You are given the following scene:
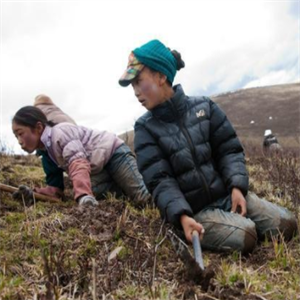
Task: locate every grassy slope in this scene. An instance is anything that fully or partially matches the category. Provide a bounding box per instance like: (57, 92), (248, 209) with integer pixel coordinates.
(211, 83), (300, 137)
(0, 146), (299, 300)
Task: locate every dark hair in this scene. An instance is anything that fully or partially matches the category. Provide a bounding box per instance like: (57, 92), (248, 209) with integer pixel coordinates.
(12, 106), (56, 129)
(170, 49), (185, 71)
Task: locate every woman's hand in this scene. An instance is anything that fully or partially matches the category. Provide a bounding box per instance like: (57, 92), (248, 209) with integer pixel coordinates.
(180, 214), (205, 243)
(231, 187), (247, 216)
(12, 185), (34, 206)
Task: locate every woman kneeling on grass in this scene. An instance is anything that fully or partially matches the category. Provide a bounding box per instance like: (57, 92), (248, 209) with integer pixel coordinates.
(12, 106), (151, 207)
(118, 39), (298, 254)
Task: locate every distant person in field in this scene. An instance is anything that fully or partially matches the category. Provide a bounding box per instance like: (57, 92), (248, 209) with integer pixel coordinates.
(12, 106), (151, 207)
(118, 39), (297, 254)
(263, 129), (282, 156)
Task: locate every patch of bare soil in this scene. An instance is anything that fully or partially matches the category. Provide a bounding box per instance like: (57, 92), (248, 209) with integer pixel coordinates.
(1, 152), (299, 299)
(45, 200), (181, 296)
(49, 200), (276, 299)
(0, 180), (286, 300)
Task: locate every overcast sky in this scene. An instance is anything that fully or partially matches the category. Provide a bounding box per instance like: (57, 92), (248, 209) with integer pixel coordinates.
(1, 0), (299, 154)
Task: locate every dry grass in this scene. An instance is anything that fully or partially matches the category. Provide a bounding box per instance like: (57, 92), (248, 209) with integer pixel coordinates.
(0, 145), (299, 300)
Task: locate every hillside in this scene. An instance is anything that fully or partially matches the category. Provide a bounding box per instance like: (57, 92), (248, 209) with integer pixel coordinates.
(211, 83), (300, 146)
(0, 146), (299, 299)
(119, 83), (300, 149)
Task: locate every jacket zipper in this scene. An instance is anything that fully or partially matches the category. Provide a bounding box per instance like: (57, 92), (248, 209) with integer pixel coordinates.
(169, 101), (212, 203)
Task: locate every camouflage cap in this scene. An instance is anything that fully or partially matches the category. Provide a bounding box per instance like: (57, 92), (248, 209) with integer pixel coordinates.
(119, 52), (144, 87)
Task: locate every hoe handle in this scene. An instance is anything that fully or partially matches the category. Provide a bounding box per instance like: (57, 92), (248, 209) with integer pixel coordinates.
(0, 183), (60, 203)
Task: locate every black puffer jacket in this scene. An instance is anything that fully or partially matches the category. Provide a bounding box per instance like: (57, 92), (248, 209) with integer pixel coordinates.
(134, 85), (248, 228)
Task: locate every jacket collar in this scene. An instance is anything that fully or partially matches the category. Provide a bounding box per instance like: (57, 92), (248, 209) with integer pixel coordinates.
(151, 84), (188, 122)
(40, 125), (52, 148)
(40, 125), (58, 165)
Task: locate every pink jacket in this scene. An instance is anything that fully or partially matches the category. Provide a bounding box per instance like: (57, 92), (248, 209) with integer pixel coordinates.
(40, 124), (123, 200)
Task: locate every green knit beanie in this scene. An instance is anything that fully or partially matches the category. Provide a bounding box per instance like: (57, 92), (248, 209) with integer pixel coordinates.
(133, 39), (178, 84)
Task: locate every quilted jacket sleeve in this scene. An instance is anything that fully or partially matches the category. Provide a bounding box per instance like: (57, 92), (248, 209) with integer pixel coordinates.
(208, 98), (249, 195)
(51, 125), (94, 200)
(134, 120), (193, 228)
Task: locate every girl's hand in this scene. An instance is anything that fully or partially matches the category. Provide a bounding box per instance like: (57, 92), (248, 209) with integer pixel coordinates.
(231, 187), (247, 216)
(180, 214), (205, 243)
(12, 185), (34, 205)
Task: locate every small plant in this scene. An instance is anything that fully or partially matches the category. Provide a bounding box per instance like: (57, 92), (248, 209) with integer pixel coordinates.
(269, 233), (296, 269)
(114, 206), (130, 240)
(216, 259), (242, 286)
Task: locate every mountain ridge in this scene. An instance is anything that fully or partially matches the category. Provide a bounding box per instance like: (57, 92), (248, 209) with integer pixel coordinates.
(119, 82), (300, 148)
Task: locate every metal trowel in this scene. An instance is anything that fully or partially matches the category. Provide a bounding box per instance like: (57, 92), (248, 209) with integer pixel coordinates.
(167, 228), (215, 291)
(192, 230), (205, 270)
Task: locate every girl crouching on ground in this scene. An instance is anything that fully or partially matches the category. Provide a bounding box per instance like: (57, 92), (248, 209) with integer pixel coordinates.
(12, 106), (151, 207)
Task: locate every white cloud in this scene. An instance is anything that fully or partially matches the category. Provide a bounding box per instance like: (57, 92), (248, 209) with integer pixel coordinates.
(244, 68), (299, 89)
(1, 0), (299, 153)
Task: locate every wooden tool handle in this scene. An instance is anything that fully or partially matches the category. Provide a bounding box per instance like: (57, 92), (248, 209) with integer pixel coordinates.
(192, 230), (205, 270)
(0, 183), (60, 203)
